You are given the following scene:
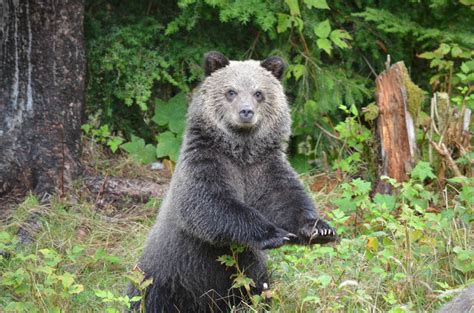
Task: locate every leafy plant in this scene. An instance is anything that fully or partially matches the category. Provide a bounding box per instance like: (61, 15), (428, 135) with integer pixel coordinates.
(85, 0), (474, 173)
(217, 243), (268, 309)
(332, 104), (374, 176)
(82, 124), (124, 153)
(0, 232), (84, 312)
(152, 93), (187, 162)
(121, 135), (157, 164)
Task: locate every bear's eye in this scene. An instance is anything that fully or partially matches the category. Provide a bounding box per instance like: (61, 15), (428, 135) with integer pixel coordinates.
(225, 89), (237, 101)
(254, 91), (264, 102)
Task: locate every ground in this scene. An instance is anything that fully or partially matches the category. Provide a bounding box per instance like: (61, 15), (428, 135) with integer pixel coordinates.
(0, 140), (472, 312)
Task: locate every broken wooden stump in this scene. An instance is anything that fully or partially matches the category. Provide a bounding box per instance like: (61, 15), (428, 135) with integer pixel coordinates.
(373, 61), (423, 194)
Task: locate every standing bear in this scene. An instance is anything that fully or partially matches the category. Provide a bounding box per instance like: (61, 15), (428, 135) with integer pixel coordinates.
(128, 52), (337, 312)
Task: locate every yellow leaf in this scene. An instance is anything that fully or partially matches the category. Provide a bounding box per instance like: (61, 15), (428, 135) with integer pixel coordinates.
(367, 237), (379, 252)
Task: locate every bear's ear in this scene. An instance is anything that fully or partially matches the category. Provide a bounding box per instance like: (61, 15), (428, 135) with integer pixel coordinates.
(204, 51), (230, 76)
(260, 56), (286, 80)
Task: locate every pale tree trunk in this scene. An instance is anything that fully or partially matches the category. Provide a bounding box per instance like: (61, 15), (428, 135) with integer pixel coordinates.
(0, 0), (85, 197)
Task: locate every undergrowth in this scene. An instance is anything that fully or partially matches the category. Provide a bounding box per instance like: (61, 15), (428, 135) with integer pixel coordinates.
(0, 161), (472, 312)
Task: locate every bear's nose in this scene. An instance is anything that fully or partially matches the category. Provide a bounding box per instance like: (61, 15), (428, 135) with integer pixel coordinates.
(239, 109), (254, 122)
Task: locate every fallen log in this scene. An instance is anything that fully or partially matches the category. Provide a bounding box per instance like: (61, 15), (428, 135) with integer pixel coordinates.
(83, 175), (169, 203)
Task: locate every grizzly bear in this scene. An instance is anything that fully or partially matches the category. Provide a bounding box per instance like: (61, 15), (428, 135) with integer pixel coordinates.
(128, 52), (336, 312)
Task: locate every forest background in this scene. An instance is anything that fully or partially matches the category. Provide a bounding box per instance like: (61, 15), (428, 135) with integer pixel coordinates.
(1, 0), (473, 312)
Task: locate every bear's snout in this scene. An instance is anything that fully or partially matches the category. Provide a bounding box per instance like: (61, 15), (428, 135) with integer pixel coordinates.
(239, 108), (254, 123)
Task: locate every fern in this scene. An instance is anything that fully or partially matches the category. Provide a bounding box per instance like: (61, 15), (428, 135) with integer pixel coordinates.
(354, 8), (474, 47)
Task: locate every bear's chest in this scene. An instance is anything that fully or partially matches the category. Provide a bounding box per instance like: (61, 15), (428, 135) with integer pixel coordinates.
(224, 160), (270, 204)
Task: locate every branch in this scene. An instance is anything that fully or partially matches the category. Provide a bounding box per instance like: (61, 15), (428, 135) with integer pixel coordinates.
(429, 140), (463, 177)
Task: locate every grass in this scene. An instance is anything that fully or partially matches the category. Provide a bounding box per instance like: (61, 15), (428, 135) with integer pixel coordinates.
(0, 191), (156, 312)
(0, 156), (472, 312)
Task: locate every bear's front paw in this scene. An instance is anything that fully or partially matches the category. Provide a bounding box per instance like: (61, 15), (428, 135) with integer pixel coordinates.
(298, 219), (337, 245)
(256, 227), (296, 250)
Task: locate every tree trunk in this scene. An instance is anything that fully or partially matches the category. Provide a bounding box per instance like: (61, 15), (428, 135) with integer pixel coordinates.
(374, 61), (417, 194)
(0, 0), (85, 197)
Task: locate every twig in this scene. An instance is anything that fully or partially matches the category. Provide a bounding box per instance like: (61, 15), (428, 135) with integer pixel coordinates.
(245, 31), (260, 59)
(429, 140), (463, 177)
(362, 54), (377, 77)
(314, 121), (341, 141)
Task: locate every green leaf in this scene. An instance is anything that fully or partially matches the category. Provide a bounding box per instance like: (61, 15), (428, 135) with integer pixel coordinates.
(317, 274), (332, 287)
(59, 272), (75, 289)
(304, 0), (329, 9)
(302, 295), (321, 304)
(330, 29), (352, 49)
(410, 161), (436, 182)
(121, 138), (141, 155)
(418, 52), (437, 59)
(451, 46), (463, 57)
(68, 284), (84, 295)
(156, 131), (182, 162)
(152, 93), (188, 136)
(121, 136), (156, 164)
(314, 20), (331, 38)
(350, 104), (358, 117)
(435, 43), (451, 55)
(317, 38), (332, 55)
(232, 275), (255, 290)
(373, 193), (397, 211)
(217, 255), (235, 267)
(294, 16), (305, 32)
(107, 137), (124, 153)
(95, 290), (114, 298)
(460, 60), (474, 74)
(81, 124), (91, 134)
(351, 178), (371, 195)
(277, 13), (292, 33)
(304, 100), (317, 115)
(0, 231), (12, 242)
(292, 64), (306, 80)
(285, 0), (301, 16)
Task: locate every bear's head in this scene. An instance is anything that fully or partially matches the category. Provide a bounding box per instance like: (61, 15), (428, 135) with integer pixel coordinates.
(190, 52), (291, 147)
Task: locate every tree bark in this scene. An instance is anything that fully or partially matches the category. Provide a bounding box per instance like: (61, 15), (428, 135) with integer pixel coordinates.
(374, 61), (416, 194)
(0, 0), (85, 197)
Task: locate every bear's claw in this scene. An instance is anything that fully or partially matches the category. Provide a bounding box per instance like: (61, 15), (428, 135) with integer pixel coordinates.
(308, 219), (337, 244)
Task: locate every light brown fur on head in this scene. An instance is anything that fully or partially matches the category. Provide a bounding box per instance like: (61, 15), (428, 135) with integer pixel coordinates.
(187, 58), (291, 154)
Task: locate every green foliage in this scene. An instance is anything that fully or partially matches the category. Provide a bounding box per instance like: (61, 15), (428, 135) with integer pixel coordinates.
(120, 135), (157, 164)
(0, 231), (139, 312)
(0, 234), (84, 312)
(332, 104), (374, 176)
(85, 0), (473, 171)
(269, 167), (472, 311)
(410, 161), (436, 182)
(1, 158), (473, 311)
(419, 42), (474, 94)
(82, 124), (124, 153)
(217, 243), (271, 309)
(152, 93), (187, 162)
(0, 193), (156, 312)
(218, 243), (255, 293)
(152, 93), (187, 136)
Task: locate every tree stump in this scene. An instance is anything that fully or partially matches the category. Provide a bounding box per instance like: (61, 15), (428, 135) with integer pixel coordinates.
(0, 0), (85, 197)
(374, 61), (418, 194)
